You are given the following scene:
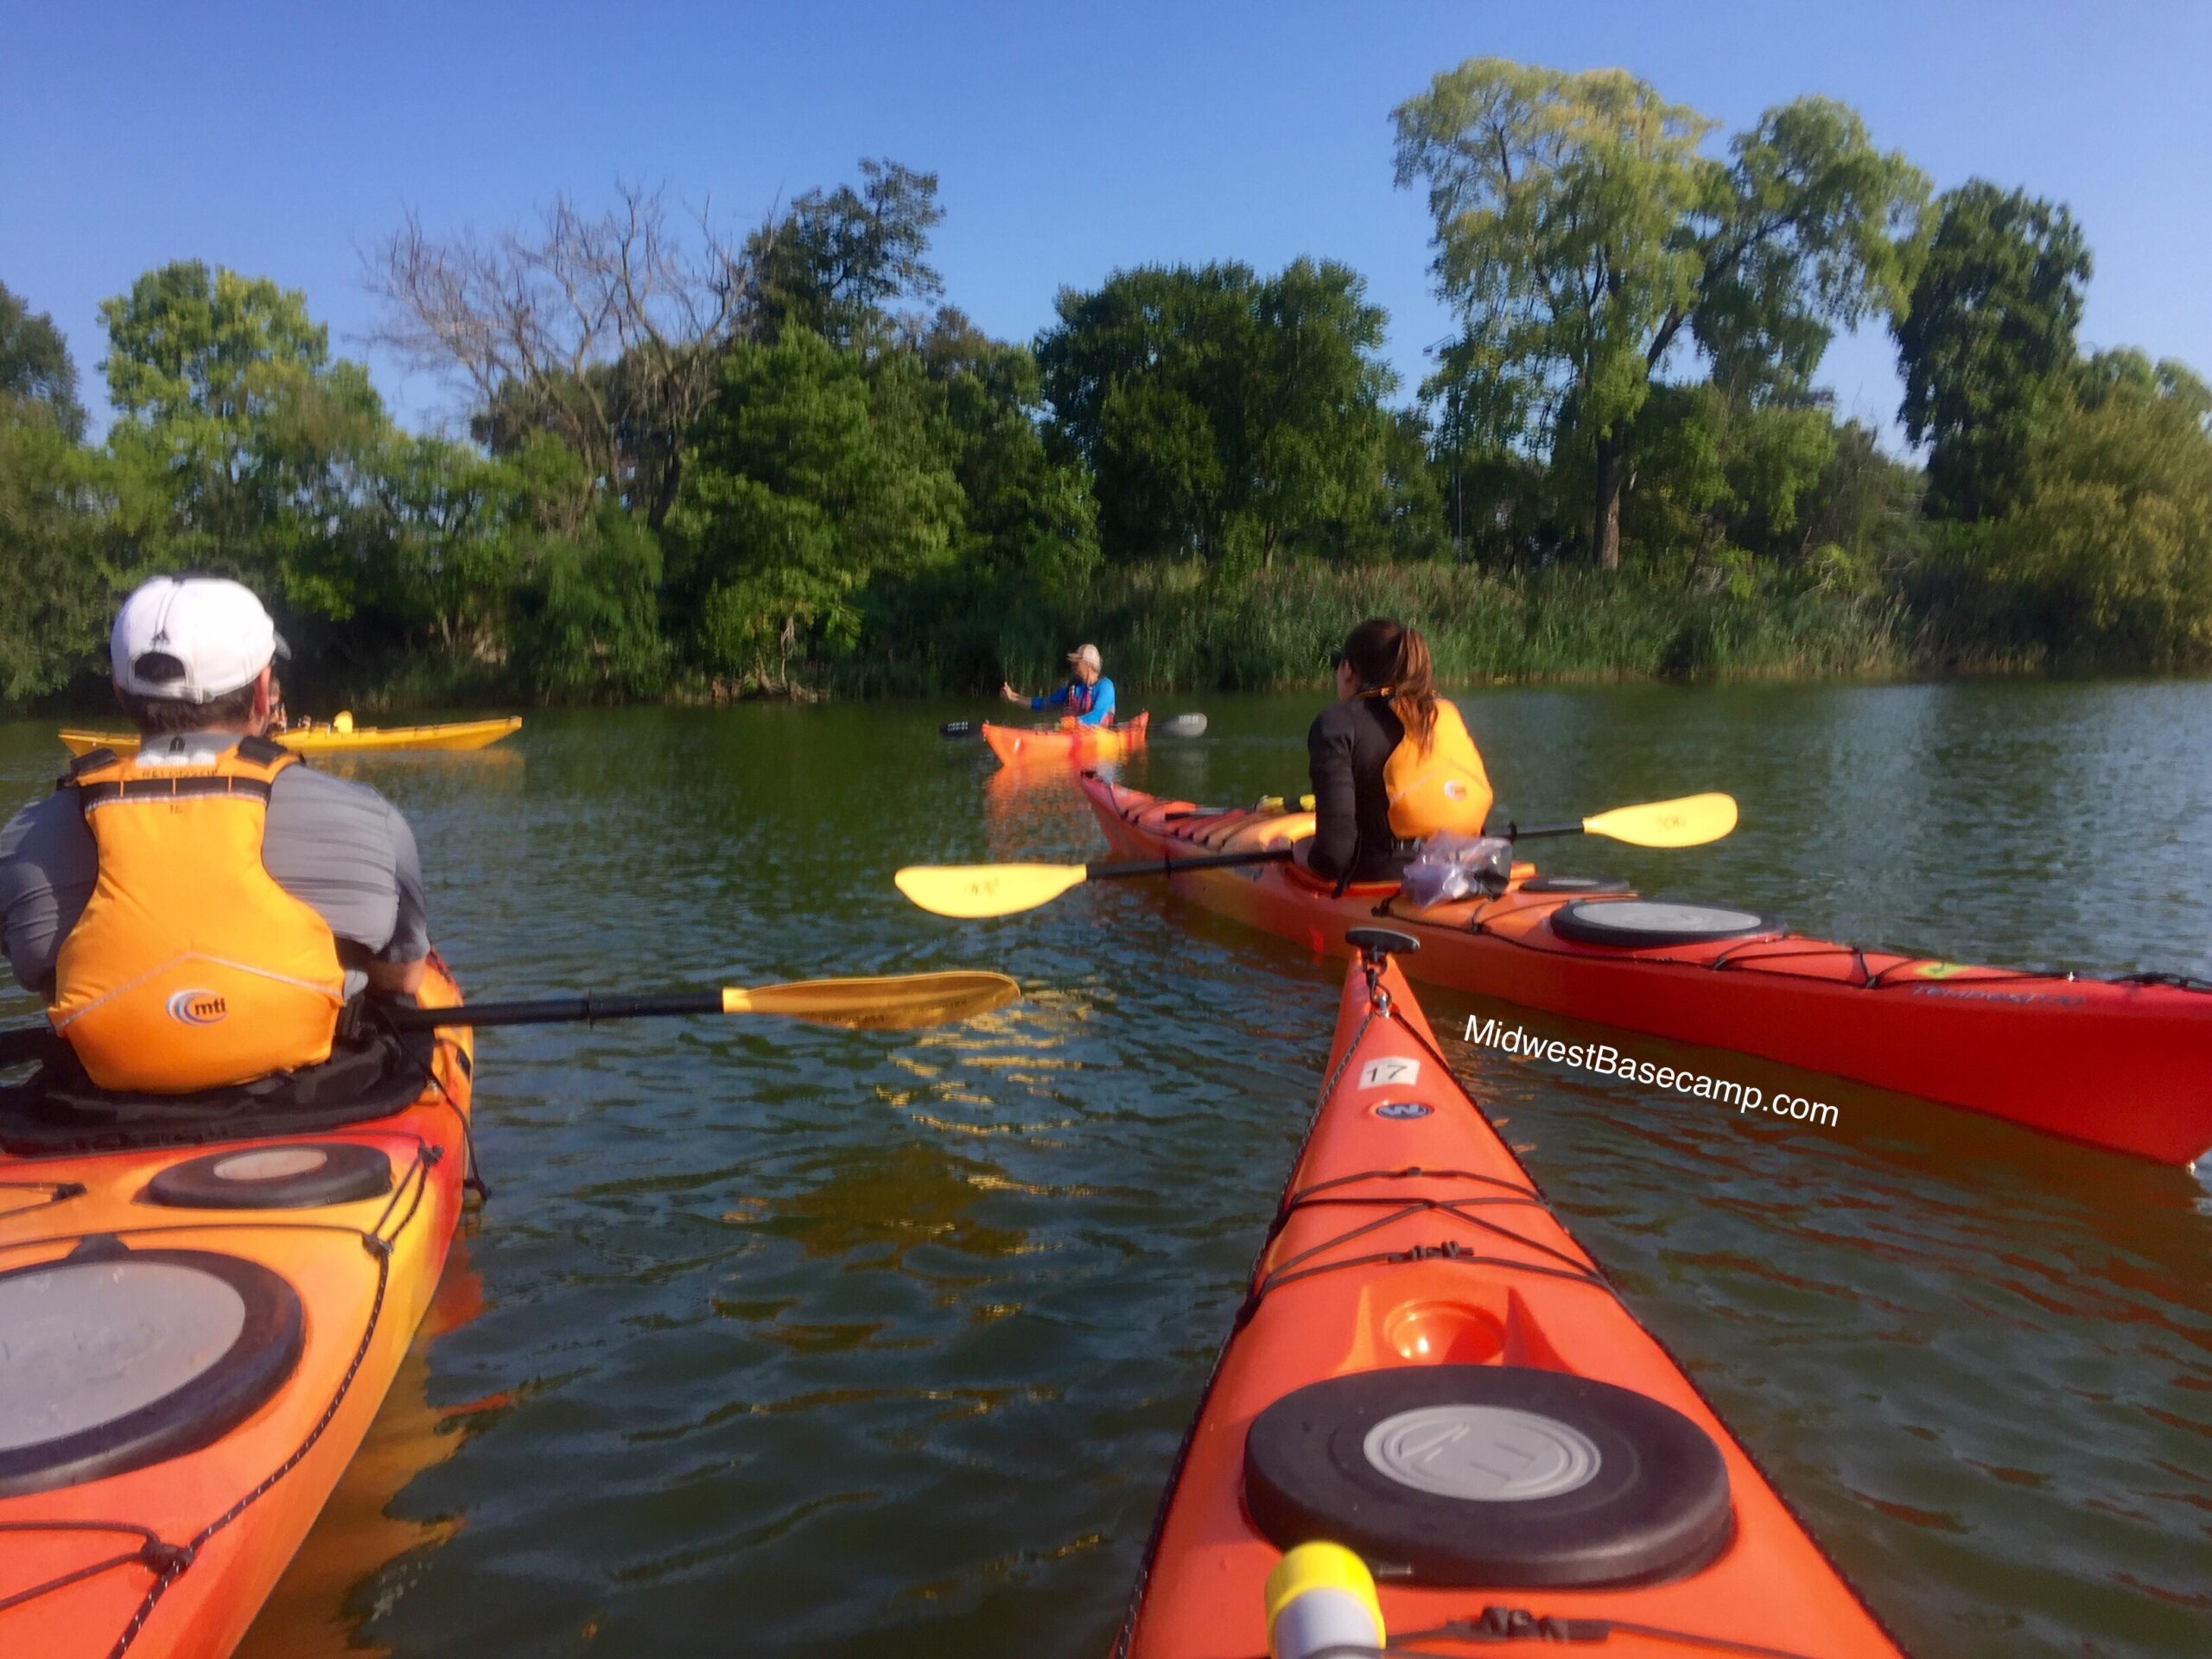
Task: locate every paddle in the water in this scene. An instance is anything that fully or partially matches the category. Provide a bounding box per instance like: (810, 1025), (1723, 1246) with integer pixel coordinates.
(895, 791), (1738, 919)
(0, 969), (1020, 1066)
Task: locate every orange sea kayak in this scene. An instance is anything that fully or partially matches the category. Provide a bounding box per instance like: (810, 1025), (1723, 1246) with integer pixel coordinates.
(1081, 775), (2212, 1166)
(59, 718), (522, 757)
(1116, 930), (1904, 1658)
(0, 962), (474, 1659)
(982, 710), (1147, 766)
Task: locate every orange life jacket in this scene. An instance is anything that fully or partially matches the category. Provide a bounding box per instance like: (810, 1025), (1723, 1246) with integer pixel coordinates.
(48, 737), (346, 1092)
(1382, 697), (1494, 839)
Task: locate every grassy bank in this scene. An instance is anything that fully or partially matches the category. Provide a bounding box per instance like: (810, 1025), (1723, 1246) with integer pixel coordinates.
(285, 558), (1910, 714)
(845, 559), (1910, 702)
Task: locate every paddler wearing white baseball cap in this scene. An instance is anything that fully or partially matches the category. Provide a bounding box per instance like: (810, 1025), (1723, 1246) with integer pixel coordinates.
(999, 642), (1117, 727)
(109, 574), (291, 728)
(0, 576), (432, 1091)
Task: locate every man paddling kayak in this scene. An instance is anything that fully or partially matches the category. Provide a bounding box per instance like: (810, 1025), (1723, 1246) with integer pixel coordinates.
(0, 575), (429, 1093)
(1001, 641), (1116, 726)
(1307, 618), (1493, 886)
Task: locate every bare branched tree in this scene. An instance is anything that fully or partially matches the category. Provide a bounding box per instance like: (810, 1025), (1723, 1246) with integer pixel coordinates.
(366, 183), (771, 528)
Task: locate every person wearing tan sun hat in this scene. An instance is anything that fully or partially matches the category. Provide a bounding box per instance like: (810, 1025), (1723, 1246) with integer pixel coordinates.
(1000, 642), (1117, 727)
(0, 575), (430, 1094)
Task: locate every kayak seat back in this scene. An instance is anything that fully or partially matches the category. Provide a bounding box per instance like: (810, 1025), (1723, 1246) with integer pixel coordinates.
(0, 1023), (442, 1156)
(1282, 848), (1398, 899)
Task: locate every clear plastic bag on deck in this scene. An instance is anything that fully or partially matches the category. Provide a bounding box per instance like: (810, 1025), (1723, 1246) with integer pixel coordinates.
(1399, 833), (1514, 909)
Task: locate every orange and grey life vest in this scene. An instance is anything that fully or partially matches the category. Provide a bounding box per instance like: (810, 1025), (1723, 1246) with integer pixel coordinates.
(1382, 698), (1494, 840)
(48, 736), (346, 1093)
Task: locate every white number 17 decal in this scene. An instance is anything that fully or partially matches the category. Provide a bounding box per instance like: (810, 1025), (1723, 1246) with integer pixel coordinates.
(1358, 1058), (1421, 1089)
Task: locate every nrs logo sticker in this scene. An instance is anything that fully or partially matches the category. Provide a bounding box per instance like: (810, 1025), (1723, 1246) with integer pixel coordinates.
(166, 989), (227, 1026)
(1358, 1058), (1420, 1088)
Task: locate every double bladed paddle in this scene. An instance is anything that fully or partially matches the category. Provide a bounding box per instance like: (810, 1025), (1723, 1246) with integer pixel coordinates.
(894, 791), (1738, 920)
(0, 969), (1021, 1069)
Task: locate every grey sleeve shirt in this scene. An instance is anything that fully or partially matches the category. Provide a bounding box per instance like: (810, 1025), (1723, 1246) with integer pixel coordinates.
(0, 762), (429, 1000)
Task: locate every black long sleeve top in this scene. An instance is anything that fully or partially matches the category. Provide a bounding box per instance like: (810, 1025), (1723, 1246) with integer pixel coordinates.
(1306, 695), (1407, 882)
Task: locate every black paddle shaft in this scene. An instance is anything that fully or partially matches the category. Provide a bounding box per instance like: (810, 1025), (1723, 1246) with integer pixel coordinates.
(0, 990), (733, 1066)
(382, 992), (729, 1029)
(1506, 819), (1583, 840)
(1085, 848), (1294, 880)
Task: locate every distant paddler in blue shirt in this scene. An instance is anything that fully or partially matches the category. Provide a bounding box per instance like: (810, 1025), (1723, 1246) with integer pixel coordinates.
(1001, 643), (1117, 726)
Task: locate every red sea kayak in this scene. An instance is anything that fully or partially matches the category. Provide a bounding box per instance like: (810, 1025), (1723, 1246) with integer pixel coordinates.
(1081, 774), (2212, 1166)
(1117, 930), (1904, 1657)
(982, 710), (1147, 767)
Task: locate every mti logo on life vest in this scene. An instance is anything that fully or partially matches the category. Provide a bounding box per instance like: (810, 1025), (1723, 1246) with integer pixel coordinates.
(166, 988), (229, 1026)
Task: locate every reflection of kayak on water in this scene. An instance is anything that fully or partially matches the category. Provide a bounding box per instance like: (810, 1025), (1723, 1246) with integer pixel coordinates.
(58, 716), (523, 756)
(235, 1242), (505, 1659)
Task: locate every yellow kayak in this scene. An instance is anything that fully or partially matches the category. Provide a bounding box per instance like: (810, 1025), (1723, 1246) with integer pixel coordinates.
(59, 717), (523, 757)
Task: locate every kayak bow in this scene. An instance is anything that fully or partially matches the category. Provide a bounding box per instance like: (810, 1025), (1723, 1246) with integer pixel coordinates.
(1116, 929), (1904, 1657)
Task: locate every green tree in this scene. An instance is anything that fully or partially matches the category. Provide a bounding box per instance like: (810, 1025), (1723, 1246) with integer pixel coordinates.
(1892, 181), (2091, 522)
(908, 308), (1097, 589)
(671, 328), (963, 689)
(512, 505), (668, 697)
(361, 430), (581, 659)
(1624, 386), (1835, 574)
(0, 287), (134, 702)
(99, 262), (391, 615)
(1975, 357), (2212, 664)
(1, 282), (86, 440)
(747, 159), (945, 349)
(1038, 259), (1402, 567)
(1394, 60), (1926, 568)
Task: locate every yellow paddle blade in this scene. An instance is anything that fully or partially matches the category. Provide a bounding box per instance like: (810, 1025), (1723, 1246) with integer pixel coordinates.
(721, 970), (1020, 1029)
(893, 862), (1092, 919)
(1581, 791), (1738, 849)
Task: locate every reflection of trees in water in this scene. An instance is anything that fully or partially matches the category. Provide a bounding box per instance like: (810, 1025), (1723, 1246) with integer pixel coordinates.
(737, 1139), (1029, 1271)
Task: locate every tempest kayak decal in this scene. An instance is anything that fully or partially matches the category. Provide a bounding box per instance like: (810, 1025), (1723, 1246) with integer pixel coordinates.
(1909, 985), (2088, 1006)
(1462, 1015), (1840, 1129)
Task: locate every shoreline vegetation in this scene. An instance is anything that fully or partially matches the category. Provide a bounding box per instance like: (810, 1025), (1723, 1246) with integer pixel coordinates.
(7, 59), (2210, 716)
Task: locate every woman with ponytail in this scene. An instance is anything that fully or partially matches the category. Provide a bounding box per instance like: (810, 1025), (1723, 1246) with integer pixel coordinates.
(1306, 618), (1493, 885)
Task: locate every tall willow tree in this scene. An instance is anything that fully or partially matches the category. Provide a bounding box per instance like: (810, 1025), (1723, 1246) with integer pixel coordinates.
(1394, 60), (1927, 569)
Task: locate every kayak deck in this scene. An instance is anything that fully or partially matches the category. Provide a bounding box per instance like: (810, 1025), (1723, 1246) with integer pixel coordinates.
(59, 717), (522, 756)
(1080, 773), (2212, 1166)
(1118, 937), (1903, 1656)
(0, 967), (475, 1659)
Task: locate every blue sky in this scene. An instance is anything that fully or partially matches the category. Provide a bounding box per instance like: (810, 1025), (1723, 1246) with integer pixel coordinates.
(9, 1), (2209, 446)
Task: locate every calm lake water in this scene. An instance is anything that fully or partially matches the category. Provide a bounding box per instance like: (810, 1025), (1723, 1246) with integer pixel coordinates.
(3, 683), (2207, 1658)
